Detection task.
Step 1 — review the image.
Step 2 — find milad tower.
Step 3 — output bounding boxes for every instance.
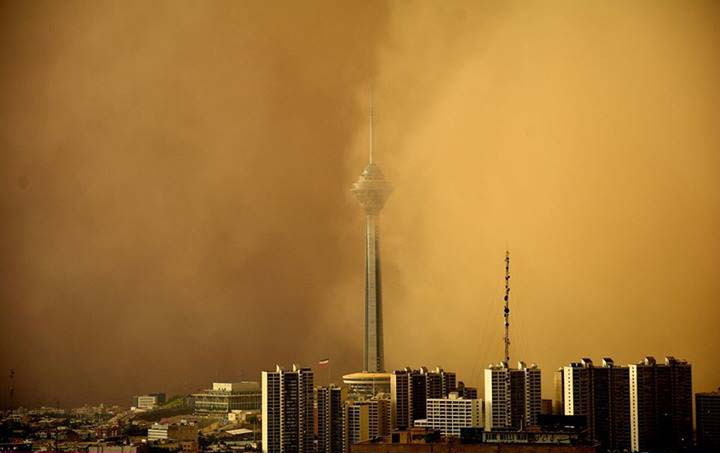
[351,102,392,374]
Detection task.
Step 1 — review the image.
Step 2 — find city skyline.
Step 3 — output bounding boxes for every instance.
[1,0,720,409]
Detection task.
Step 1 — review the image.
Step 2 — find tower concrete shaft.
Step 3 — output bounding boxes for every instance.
[352,162,392,373]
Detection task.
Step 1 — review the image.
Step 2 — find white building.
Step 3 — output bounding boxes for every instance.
[262,365,314,453]
[484,361,541,431]
[484,363,510,430]
[423,393,482,436]
[133,393,165,410]
[228,409,259,423]
[344,394,391,451]
[193,382,260,414]
[147,424,169,441]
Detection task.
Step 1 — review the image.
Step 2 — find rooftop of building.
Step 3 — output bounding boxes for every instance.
[487,361,539,370]
[427,392,479,402]
[267,364,313,373]
[192,382,260,396]
[697,387,720,396]
[342,372,392,380]
[633,356,690,367]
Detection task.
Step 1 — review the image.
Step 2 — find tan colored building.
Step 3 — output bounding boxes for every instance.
[344,395,392,453]
[147,423,198,442]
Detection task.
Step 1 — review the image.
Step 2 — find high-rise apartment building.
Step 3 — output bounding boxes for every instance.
[562,358,630,451]
[696,388,720,451]
[484,361,541,431]
[262,365,314,453]
[390,367,457,430]
[317,386,344,453]
[456,381,478,400]
[391,369,412,431]
[553,368,564,415]
[629,356,692,452]
[423,393,482,436]
[343,395,391,453]
[522,363,541,427]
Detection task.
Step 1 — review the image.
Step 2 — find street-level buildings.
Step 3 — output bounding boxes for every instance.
[147,423,197,442]
[350,426,598,453]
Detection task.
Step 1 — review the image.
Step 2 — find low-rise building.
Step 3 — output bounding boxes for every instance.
[148,424,170,441]
[132,393,166,410]
[147,422,198,442]
[227,409,260,424]
[193,382,261,415]
[421,393,481,437]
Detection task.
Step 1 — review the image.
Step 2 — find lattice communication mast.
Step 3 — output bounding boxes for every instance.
[503,251,511,365]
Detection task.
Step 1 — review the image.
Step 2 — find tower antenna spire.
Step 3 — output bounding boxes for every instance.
[369,87,374,164]
[352,90,392,373]
[504,250,511,365]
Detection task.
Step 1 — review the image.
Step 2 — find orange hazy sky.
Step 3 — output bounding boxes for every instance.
[1,0,719,406]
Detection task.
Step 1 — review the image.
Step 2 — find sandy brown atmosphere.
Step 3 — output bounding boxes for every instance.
[1,0,719,407]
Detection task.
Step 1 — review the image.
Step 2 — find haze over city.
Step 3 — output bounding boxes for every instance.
[1,0,719,411]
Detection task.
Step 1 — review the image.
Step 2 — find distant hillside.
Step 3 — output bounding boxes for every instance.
[134,395,193,421]
[158,395,190,409]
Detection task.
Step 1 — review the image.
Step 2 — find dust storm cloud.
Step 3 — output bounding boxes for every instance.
[1,1,719,406]
[371,1,720,397]
[0,0,388,406]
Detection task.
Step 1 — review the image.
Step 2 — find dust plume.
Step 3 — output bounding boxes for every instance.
[1,1,719,407]
[0,0,388,406]
[367,0,720,397]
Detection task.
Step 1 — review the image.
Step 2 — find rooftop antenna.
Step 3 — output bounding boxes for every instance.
[504,251,511,365]
[369,87,374,164]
